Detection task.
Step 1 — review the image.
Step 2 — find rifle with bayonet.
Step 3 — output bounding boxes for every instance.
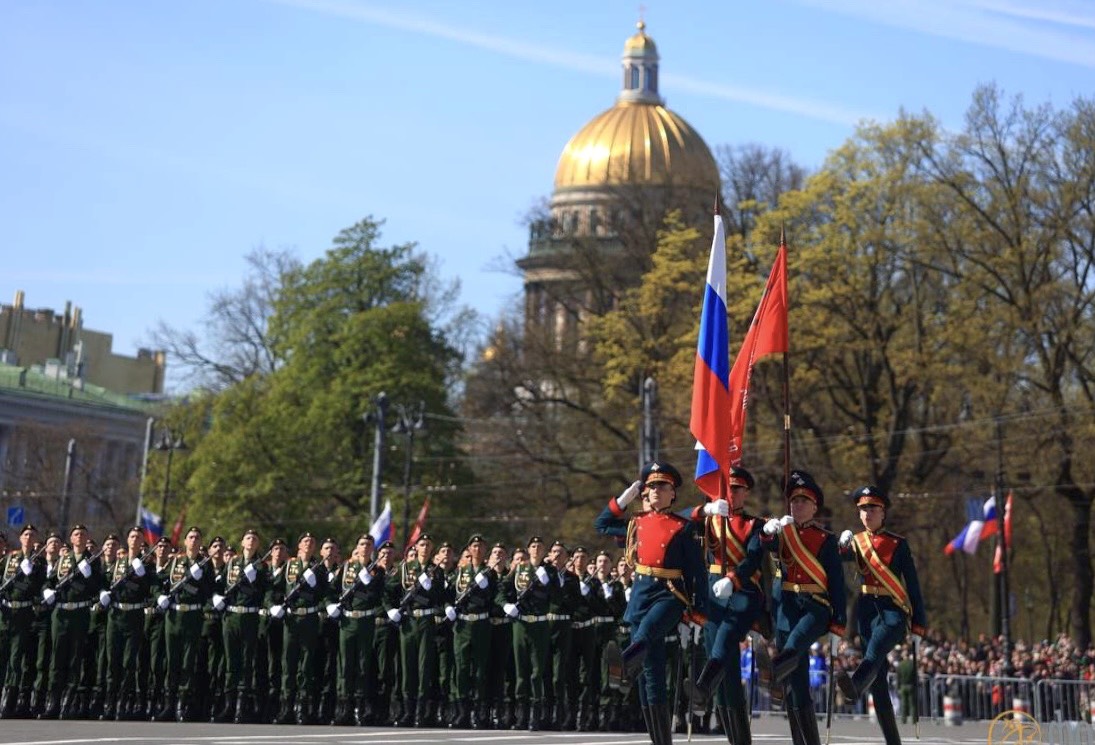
[0,542,48,597]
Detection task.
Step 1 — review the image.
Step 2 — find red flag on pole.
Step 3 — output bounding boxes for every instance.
[404,495,432,552]
[994,491,1013,574]
[727,241,789,466]
[169,507,187,547]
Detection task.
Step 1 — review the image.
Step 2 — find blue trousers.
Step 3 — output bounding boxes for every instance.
[775,592,831,711]
[630,596,684,705]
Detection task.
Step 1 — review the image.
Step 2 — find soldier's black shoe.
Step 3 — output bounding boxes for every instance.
[450,699,471,729]
[153,693,175,723]
[58,691,75,720]
[394,698,415,727]
[791,707,821,745]
[295,695,314,725]
[15,689,32,719]
[100,698,116,721]
[39,690,61,720]
[498,702,515,730]
[528,703,541,732]
[275,694,296,726]
[0,686,16,719]
[213,692,236,723]
[514,703,529,731]
[835,670,857,702]
[684,658,726,715]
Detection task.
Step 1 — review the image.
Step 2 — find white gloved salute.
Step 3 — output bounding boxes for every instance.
[602,583,614,600]
[417,572,432,591]
[503,603,519,618]
[19,558,33,576]
[713,576,734,599]
[616,480,643,509]
[131,558,146,577]
[188,563,203,580]
[156,594,171,611]
[624,587,632,602]
[358,567,374,585]
[326,603,342,619]
[535,566,549,585]
[780,514,795,527]
[212,594,226,611]
[77,559,92,578]
[303,567,317,587]
[474,572,488,589]
[839,530,855,549]
[269,604,285,619]
[386,608,402,624]
[42,588,57,605]
[703,500,729,518]
[99,590,112,607]
[445,605,457,622]
[244,564,257,582]
[678,622,690,649]
[763,518,783,536]
[579,580,590,597]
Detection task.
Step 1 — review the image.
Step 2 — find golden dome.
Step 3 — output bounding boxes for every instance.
[624,21,657,54]
[553,102,718,192]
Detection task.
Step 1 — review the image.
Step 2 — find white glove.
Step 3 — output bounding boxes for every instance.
[20,558,33,575]
[780,515,795,527]
[358,567,374,585]
[579,580,590,597]
[157,594,171,611]
[911,633,923,644]
[535,566,549,585]
[131,558,146,577]
[42,587,57,605]
[212,593,226,611]
[763,518,782,536]
[188,563,203,580]
[386,608,402,624]
[603,583,614,600]
[713,576,734,599]
[326,603,342,619]
[703,500,730,517]
[616,479,643,508]
[417,572,432,591]
[678,622,690,649]
[244,564,257,583]
[839,530,854,549]
[303,568,316,587]
[503,602,519,618]
[270,604,285,619]
[445,605,457,622]
[624,587,632,602]
[99,590,112,607]
[557,573,565,587]
[474,572,488,589]
[78,559,92,578]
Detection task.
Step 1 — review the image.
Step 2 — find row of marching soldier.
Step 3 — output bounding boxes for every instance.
[596,460,927,745]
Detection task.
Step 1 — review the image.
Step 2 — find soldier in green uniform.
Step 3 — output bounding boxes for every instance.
[499,536,555,731]
[41,524,104,720]
[84,534,117,719]
[31,532,62,717]
[0,524,44,719]
[448,533,496,729]
[329,533,385,726]
[387,533,445,728]
[153,526,214,722]
[259,538,288,721]
[568,546,599,731]
[140,537,171,719]
[433,540,457,725]
[546,540,578,730]
[271,532,328,725]
[317,536,342,724]
[591,550,622,731]
[196,536,227,721]
[485,542,513,729]
[212,528,267,724]
[101,527,152,721]
[372,541,399,725]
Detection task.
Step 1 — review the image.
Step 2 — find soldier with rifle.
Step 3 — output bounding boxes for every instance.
[484,542,513,729]
[101,527,155,721]
[0,524,45,719]
[835,486,927,745]
[316,536,342,723]
[448,533,496,730]
[258,537,288,720]
[140,536,171,719]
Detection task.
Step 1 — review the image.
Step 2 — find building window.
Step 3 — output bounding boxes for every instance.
[629,65,639,90]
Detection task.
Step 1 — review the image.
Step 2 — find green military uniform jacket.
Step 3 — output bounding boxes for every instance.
[105,554,152,609]
[51,549,105,604]
[282,556,328,611]
[222,554,268,609]
[1,548,46,606]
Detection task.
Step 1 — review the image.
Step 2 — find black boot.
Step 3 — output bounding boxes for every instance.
[275,692,296,725]
[0,687,15,719]
[514,702,529,730]
[175,693,189,723]
[684,658,726,714]
[650,703,673,744]
[875,694,902,745]
[234,693,250,724]
[837,661,878,703]
[598,703,615,731]
[499,701,515,730]
[475,702,491,730]
[296,693,313,725]
[333,696,352,726]
[561,701,576,730]
[528,702,541,732]
[58,690,76,720]
[153,691,175,722]
[393,697,414,726]
[213,691,236,723]
[40,689,62,720]
[15,689,32,719]
[100,695,116,721]
[727,704,752,745]
[450,699,471,728]
[145,688,161,720]
[791,707,821,745]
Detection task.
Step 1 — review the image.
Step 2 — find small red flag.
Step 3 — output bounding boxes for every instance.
[993,491,1013,574]
[169,507,187,547]
[403,495,432,552]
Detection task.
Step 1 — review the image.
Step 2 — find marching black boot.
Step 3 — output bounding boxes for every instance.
[728,704,752,745]
[234,693,250,724]
[562,701,577,730]
[15,689,32,719]
[598,703,615,731]
[100,695,116,721]
[176,693,189,723]
[640,706,655,743]
[0,687,15,719]
[528,701,542,732]
[213,691,236,723]
[296,693,313,725]
[684,658,726,714]
[333,696,352,726]
[791,706,821,745]
[499,701,515,730]
[58,690,75,720]
[475,702,491,730]
[153,691,175,722]
[874,691,903,745]
[514,702,529,731]
[275,692,296,725]
[836,660,879,703]
[450,698,471,728]
[40,689,61,720]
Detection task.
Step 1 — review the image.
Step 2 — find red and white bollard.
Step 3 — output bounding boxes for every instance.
[943,695,963,726]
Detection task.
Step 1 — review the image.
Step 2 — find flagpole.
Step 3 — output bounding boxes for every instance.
[714,195,730,576]
[779,225,791,489]
[994,415,1013,676]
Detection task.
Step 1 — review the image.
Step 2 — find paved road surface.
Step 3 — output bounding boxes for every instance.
[0,716,989,745]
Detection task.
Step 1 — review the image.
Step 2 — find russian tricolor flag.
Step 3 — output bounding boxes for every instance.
[139,506,163,545]
[944,496,999,555]
[369,499,393,546]
[690,213,732,499]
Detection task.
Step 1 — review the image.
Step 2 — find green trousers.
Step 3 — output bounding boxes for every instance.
[3,607,36,690]
[452,618,490,703]
[337,615,375,699]
[512,619,549,705]
[104,608,145,698]
[222,611,260,693]
[282,612,320,699]
[399,614,438,701]
[49,607,91,695]
[164,609,203,695]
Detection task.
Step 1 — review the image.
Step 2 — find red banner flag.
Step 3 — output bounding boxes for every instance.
[727,241,788,466]
[169,506,187,547]
[993,491,1013,574]
[403,495,432,552]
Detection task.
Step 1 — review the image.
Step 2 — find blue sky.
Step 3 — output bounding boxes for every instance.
[2,0,1092,390]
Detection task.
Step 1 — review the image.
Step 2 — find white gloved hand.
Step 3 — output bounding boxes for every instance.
[503,602,519,618]
[244,564,257,583]
[839,530,855,549]
[678,622,690,649]
[445,605,457,622]
[42,587,57,605]
[326,603,342,619]
[131,558,146,577]
[189,563,203,580]
[417,572,432,591]
[780,515,795,527]
[99,590,112,607]
[911,633,923,644]
[386,608,402,624]
[78,559,92,578]
[616,479,643,509]
[763,518,782,536]
[713,576,734,599]
[303,567,317,587]
[557,573,565,587]
[703,500,730,517]
[624,587,632,602]
[212,593,226,611]
[20,558,33,576]
[579,580,590,597]
[358,567,374,585]
[474,572,488,589]
[270,604,285,619]
[157,594,171,611]
[535,566,549,585]
[603,583,614,600]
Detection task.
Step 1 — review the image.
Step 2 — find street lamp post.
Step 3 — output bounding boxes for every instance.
[392,402,426,545]
[153,428,187,529]
[364,392,389,526]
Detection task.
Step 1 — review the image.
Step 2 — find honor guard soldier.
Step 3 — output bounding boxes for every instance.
[213,528,267,724]
[40,524,104,720]
[329,533,385,726]
[154,526,214,722]
[199,536,228,720]
[372,541,399,725]
[835,486,927,745]
[102,527,152,721]
[433,541,457,723]
[259,538,288,720]
[0,524,44,719]
[760,470,847,745]
[271,532,328,725]
[546,540,579,730]
[448,533,496,729]
[684,465,766,745]
[317,537,342,724]
[140,536,172,719]
[568,546,600,731]
[31,532,63,717]
[590,550,622,732]
[595,461,707,745]
[484,542,513,730]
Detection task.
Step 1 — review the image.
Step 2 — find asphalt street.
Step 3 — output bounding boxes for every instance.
[0,717,989,745]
